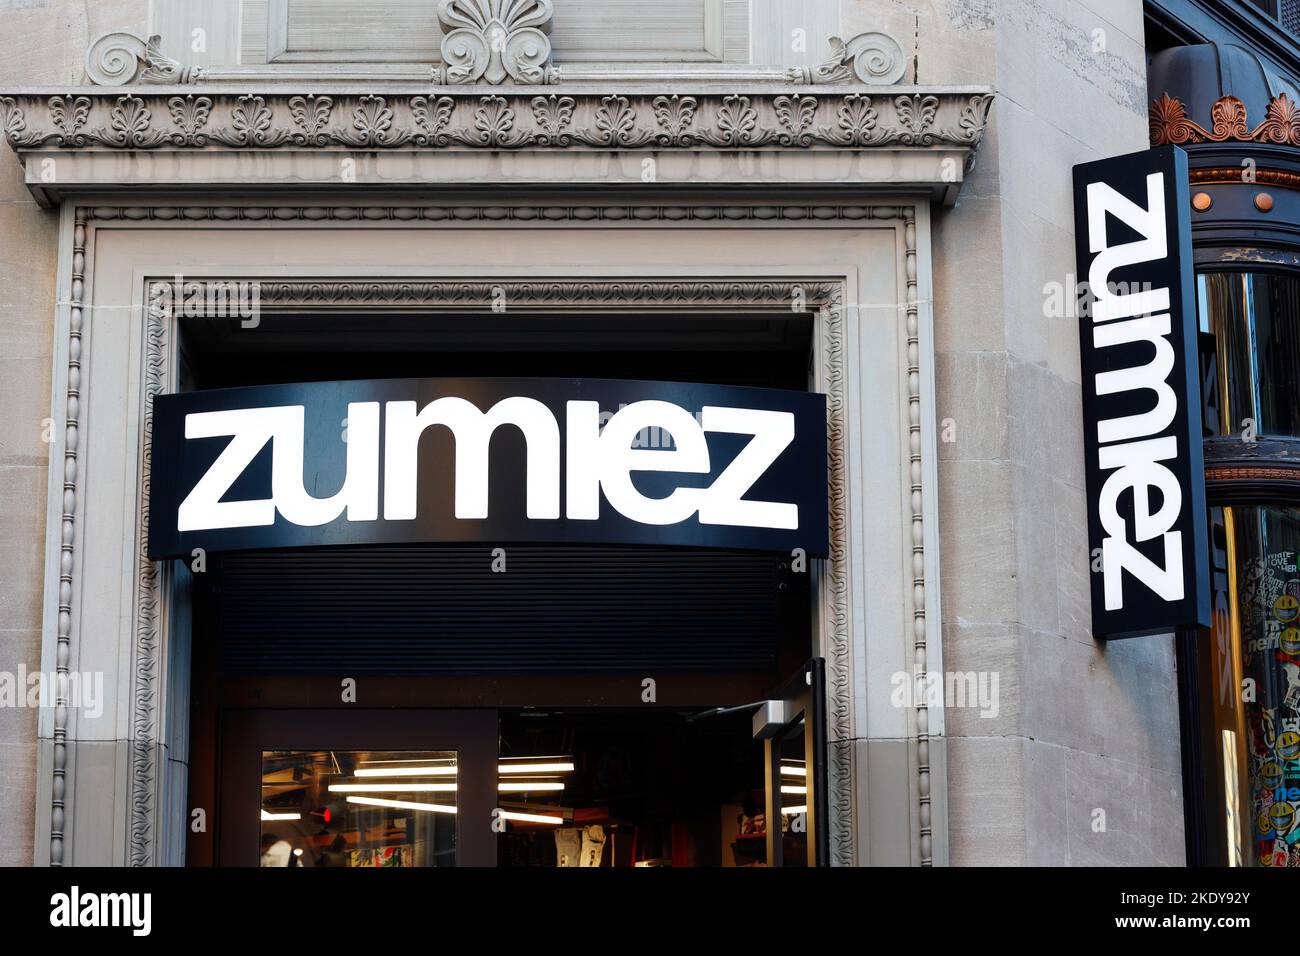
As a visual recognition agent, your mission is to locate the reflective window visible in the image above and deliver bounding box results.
[1201,506,1300,867]
[260,750,458,867]
[1199,272,1300,438]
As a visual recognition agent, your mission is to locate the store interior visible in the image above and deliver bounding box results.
[257,709,811,867]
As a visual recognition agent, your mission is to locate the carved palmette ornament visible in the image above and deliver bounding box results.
[1149,91,1300,147]
[438,0,555,85]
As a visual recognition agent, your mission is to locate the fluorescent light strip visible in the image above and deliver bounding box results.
[781,805,808,815]
[497,762,575,775]
[333,782,565,794]
[499,810,564,825]
[260,810,301,821]
[328,783,456,793]
[781,785,808,795]
[780,765,806,777]
[354,765,457,777]
[352,762,574,778]
[346,796,457,815]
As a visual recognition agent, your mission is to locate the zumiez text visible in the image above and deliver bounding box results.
[1083,171,1184,612]
[177,399,797,533]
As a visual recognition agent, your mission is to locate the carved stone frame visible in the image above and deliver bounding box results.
[40,202,940,868]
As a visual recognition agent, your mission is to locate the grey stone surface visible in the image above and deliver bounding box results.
[0,741,37,865]
[0,0,150,866]
[947,735,1026,865]
[922,0,1184,866]
[938,459,1017,625]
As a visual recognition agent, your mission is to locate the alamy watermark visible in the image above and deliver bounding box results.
[0,665,103,718]
[890,670,1000,718]
[149,276,262,328]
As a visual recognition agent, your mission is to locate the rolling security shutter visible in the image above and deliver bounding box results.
[212,545,800,675]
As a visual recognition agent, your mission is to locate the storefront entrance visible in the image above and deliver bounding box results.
[215,680,825,867]
[221,709,499,866]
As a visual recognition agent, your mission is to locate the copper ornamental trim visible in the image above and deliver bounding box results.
[1189,167,1300,190]
[1149,92,1300,147]
[1207,465,1300,482]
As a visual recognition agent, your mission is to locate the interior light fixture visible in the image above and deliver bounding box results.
[260,810,302,821]
[345,796,457,815]
[497,762,575,775]
[781,805,808,815]
[354,765,458,777]
[498,810,565,825]
[328,783,456,793]
[497,781,565,792]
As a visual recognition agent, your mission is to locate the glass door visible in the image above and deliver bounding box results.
[762,658,829,867]
[219,709,498,866]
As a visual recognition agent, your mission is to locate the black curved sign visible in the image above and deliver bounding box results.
[147,378,829,559]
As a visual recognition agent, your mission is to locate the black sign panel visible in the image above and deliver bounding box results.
[1073,145,1211,638]
[148,377,829,559]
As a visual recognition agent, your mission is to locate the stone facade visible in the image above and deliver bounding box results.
[900,0,1186,864]
[0,0,1184,866]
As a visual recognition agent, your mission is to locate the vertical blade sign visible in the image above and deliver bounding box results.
[1072,145,1211,639]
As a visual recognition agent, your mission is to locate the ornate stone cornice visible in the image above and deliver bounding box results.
[1150,91,1300,148]
[0,87,993,152]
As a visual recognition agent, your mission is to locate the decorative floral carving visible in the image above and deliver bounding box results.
[793,32,907,86]
[288,95,334,146]
[453,94,534,147]
[941,92,995,146]
[211,95,288,147]
[651,94,698,146]
[438,0,554,85]
[1256,92,1300,145]
[335,95,410,147]
[819,93,878,146]
[94,95,168,148]
[410,95,456,146]
[774,94,818,146]
[0,97,26,146]
[575,95,653,147]
[0,89,997,157]
[1150,91,1300,147]
[1148,92,1199,145]
[530,93,574,146]
[166,94,211,146]
[695,95,773,147]
[85,32,199,86]
[1209,96,1251,141]
[894,94,939,146]
[49,95,91,147]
